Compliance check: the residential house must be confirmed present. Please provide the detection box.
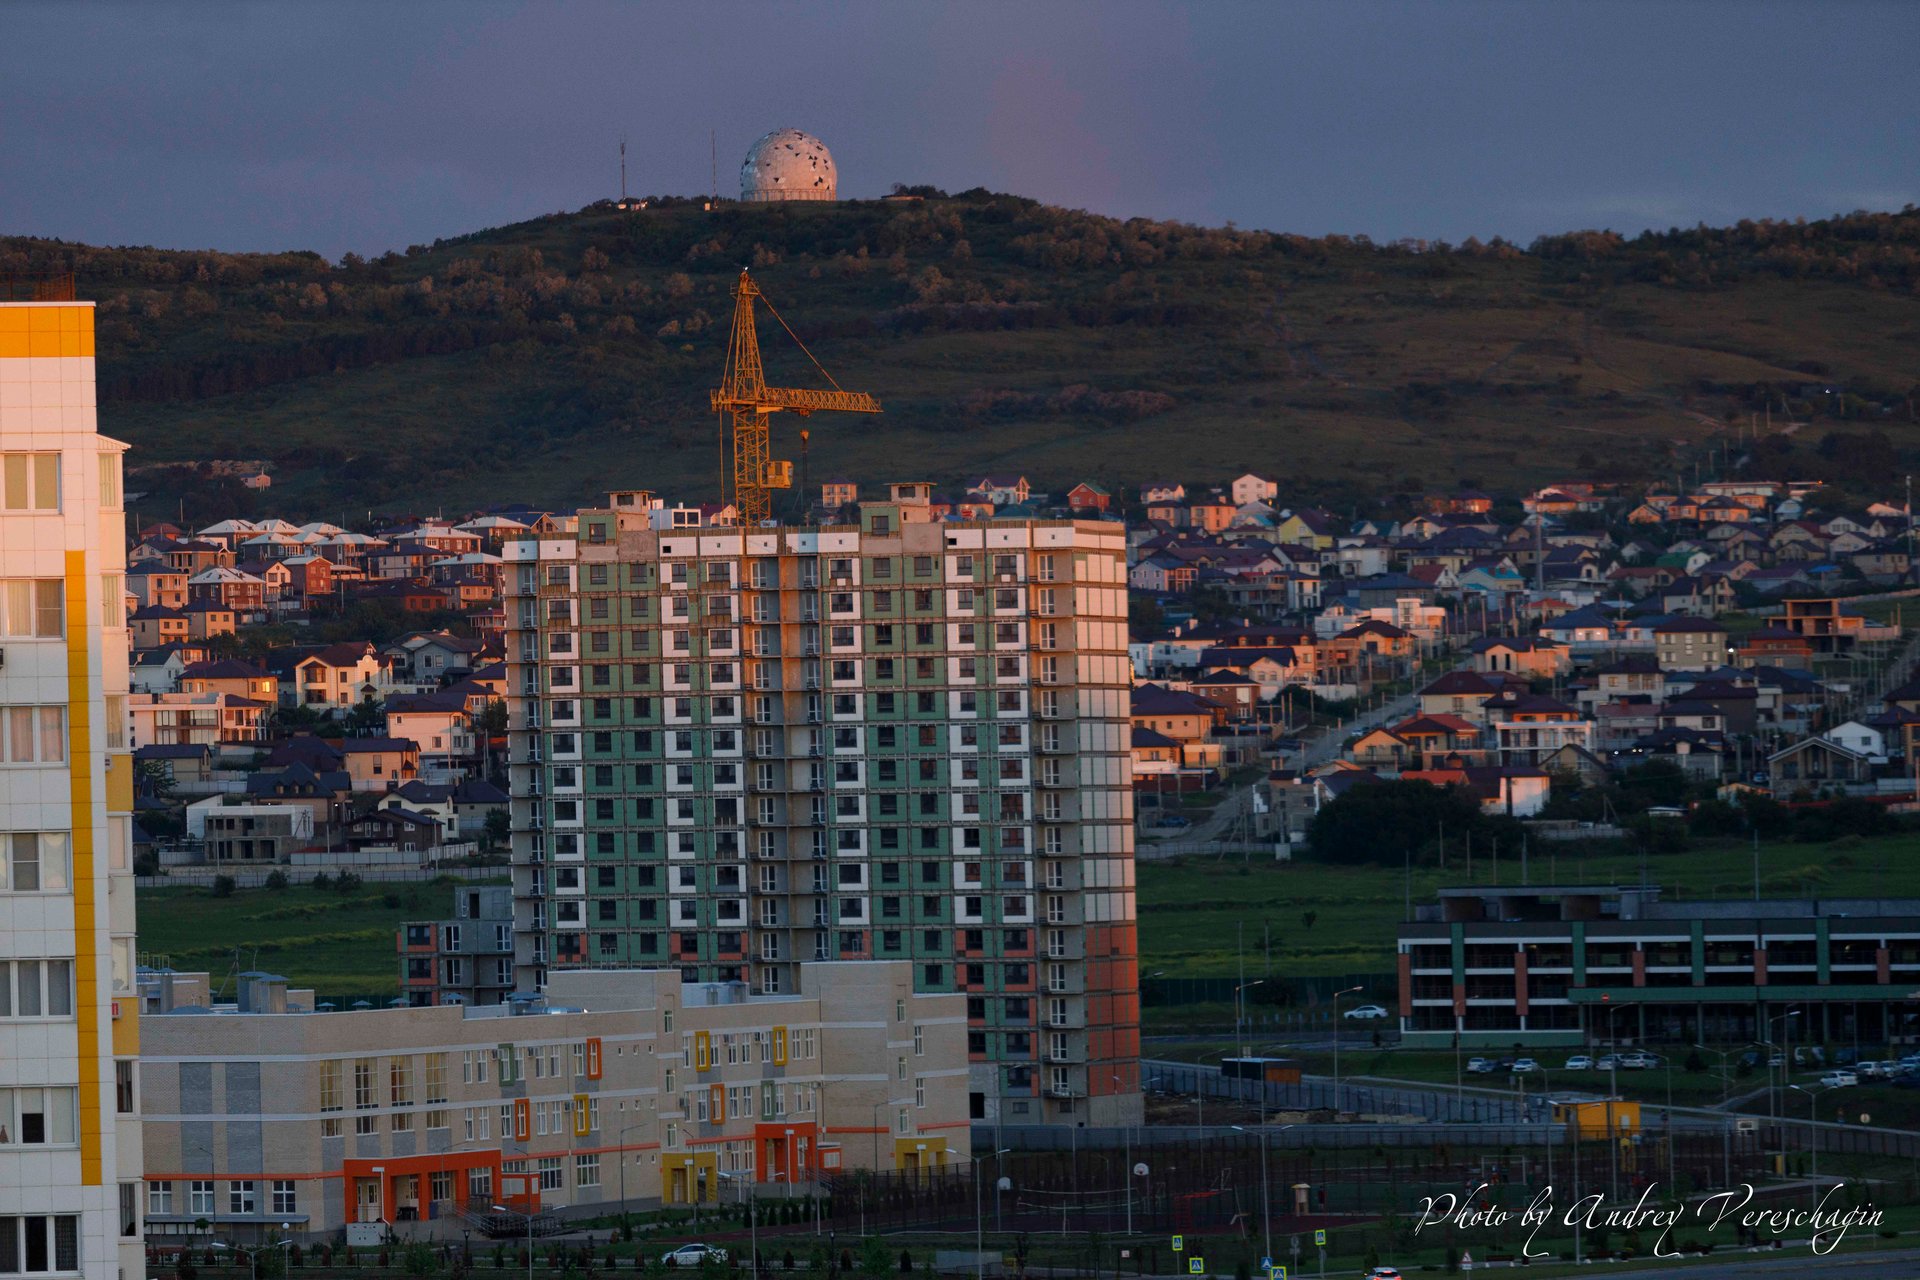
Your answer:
[179,658,280,705]
[1140,481,1187,505]
[1418,670,1512,723]
[966,475,1031,507]
[820,478,859,510]
[130,604,190,650]
[335,736,422,792]
[1733,627,1814,671]
[1486,694,1593,766]
[291,641,402,714]
[127,565,189,610]
[1231,473,1278,506]
[1653,617,1730,671]
[1768,736,1874,789]
[186,564,268,614]
[1065,482,1113,513]
[127,691,270,749]
[384,690,477,777]
[1470,636,1571,679]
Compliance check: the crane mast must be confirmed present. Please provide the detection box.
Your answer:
[711,269,880,526]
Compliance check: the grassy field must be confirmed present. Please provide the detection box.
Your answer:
[135,879,502,1000]
[1137,835,1920,984]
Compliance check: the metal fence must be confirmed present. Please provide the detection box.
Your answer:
[138,864,505,890]
[1141,1059,1529,1124]
[829,1128,1771,1237]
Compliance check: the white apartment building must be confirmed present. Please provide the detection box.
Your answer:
[0,283,145,1279]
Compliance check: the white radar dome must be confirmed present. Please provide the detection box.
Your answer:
[740,128,838,202]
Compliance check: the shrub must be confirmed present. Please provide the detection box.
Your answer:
[264,869,290,891]
[211,874,236,898]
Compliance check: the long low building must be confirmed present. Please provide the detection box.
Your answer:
[137,961,969,1241]
[1397,884,1920,1049]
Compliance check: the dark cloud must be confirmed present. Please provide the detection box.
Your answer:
[2,0,1914,258]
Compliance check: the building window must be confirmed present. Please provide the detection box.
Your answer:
[0,958,74,1017]
[0,834,71,893]
[915,1078,927,1108]
[0,1214,80,1273]
[115,1061,135,1114]
[575,1153,601,1188]
[188,1181,215,1216]
[0,1086,79,1146]
[0,707,65,765]
[0,580,64,638]
[537,1157,564,1191]
[0,455,59,512]
[229,1180,257,1216]
[272,1181,297,1215]
[148,1182,174,1217]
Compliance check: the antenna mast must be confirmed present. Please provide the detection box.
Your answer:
[620,137,627,201]
[710,129,718,203]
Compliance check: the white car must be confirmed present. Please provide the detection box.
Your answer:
[1563,1055,1593,1071]
[1595,1054,1622,1072]
[662,1245,729,1267]
[1510,1058,1540,1074]
[1344,1004,1391,1020]
[1619,1051,1657,1070]
[1466,1057,1497,1074]
[1820,1071,1858,1088]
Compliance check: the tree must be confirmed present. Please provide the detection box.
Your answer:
[482,808,512,854]
[344,696,386,737]
[1306,779,1498,866]
[135,757,179,803]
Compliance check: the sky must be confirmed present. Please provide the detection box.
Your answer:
[3,0,1916,260]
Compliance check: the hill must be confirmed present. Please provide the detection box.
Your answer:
[6,194,1920,520]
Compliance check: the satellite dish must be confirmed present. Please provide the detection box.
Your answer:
[1133,1163,1150,1177]
[996,1177,1011,1192]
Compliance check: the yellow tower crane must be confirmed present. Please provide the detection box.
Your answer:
[711,268,881,526]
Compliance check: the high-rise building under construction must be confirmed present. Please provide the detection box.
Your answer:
[503,484,1141,1126]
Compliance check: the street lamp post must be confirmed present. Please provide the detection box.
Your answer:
[1766,1009,1802,1131]
[617,1121,648,1223]
[1332,986,1364,1113]
[490,1204,535,1280]
[1787,1085,1825,1198]
[1691,1043,1739,1107]
[1235,980,1266,1058]
[975,1148,1010,1280]
[1230,1125,1278,1265]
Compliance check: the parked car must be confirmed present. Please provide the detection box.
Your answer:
[1563,1055,1593,1071]
[1820,1071,1859,1088]
[662,1246,729,1267]
[1766,1052,1787,1068]
[1595,1054,1622,1072]
[1620,1051,1661,1070]
[1511,1058,1540,1074]
[1858,1060,1889,1079]
[1157,815,1192,829]
[1344,1004,1391,1020]
[1366,1269,1405,1280]
[1467,1057,1497,1074]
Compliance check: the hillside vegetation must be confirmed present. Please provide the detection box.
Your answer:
[6,194,1920,519]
